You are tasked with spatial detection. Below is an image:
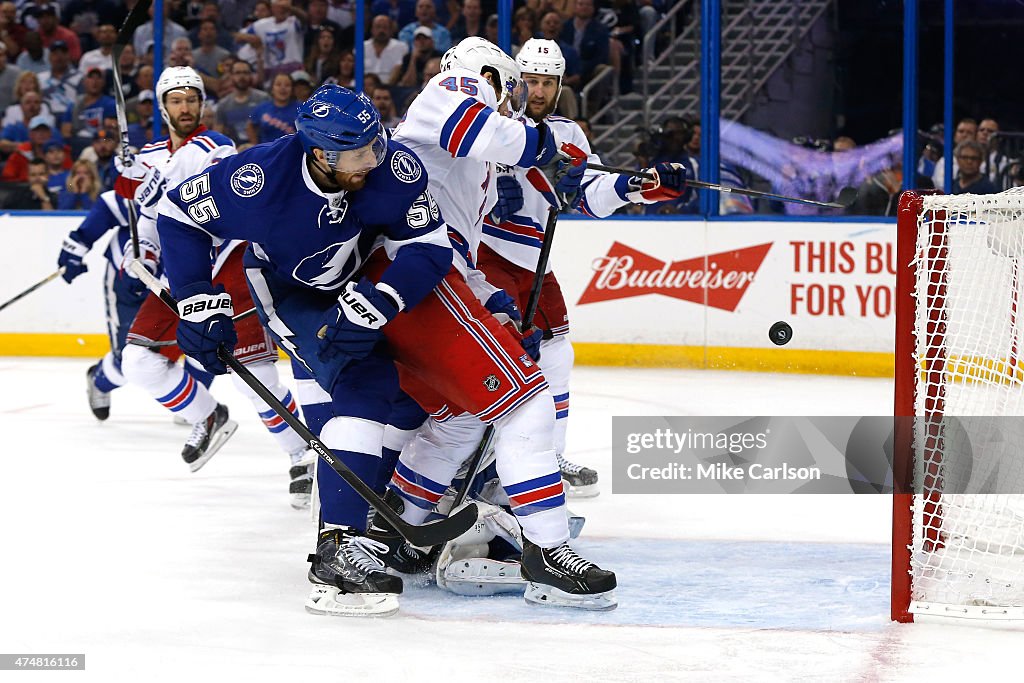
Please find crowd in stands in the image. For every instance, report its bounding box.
[0,0,663,210]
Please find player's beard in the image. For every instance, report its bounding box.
[334,170,369,191]
[527,93,557,123]
[307,156,370,192]
[170,110,200,139]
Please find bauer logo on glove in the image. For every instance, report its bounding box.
[180,296,233,318]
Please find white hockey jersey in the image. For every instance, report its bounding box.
[391,68,539,263]
[127,126,242,272]
[481,114,631,273]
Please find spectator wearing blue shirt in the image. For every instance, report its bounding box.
[246,72,297,144]
[42,139,67,194]
[952,140,998,195]
[559,0,609,86]
[398,0,451,53]
[0,92,60,152]
[64,66,116,156]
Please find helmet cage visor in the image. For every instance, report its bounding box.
[503,77,528,119]
[323,126,388,173]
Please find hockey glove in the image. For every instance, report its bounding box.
[484,289,521,326]
[57,236,89,283]
[114,153,164,208]
[317,278,399,363]
[488,175,524,224]
[519,325,543,362]
[120,238,161,294]
[626,162,693,204]
[175,283,237,375]
[554,145,588,210]
[529,121,563,168]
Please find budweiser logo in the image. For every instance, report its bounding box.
[578,241,772,311]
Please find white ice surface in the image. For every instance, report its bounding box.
[1,359,1020,681]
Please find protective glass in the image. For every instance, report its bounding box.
[325,129,388,173]
[502,78,528,119]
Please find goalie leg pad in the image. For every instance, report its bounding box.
[439,557,526,596]
[304,585,400,617]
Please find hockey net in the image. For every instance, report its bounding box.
[892,189,1024,623]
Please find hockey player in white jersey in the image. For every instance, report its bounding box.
[386,37,617,610]
[57,190,216,422]
[115,66,315,504]
[480,38,694,497]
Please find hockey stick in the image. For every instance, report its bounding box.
[449,185,563,511]
[0,267,65,313]
[584,161,859,210]
[129,307,260,348]
[129,264,477,546]
[111,0,152,262]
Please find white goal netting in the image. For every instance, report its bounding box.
[908,188,1024,619]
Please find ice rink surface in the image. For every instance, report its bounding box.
[1,358,1020,681]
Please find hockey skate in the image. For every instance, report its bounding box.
[181,403,237,472]
[86,364,110,421]
[520,540,617,611]
[289,449,316,510]
[305,527,402,617]
[557,453,600,498]
[366,490,438,574]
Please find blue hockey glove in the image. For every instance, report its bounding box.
[529,121,563,167]
[317,278,399,363]
[519,325,543,361]
[489,175,524,224]
[484,288,521,326]
[175,283,237,375]
[554,144,588,210]
[57,236,89,283]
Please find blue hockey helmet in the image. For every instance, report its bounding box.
[295,84,387,172]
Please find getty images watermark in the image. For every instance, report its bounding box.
[612,415,1024,494]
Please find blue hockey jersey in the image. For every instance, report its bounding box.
[155,134,454,311]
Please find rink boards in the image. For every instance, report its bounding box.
[0,213,895,376]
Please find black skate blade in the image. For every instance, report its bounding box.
[393,503,478,547]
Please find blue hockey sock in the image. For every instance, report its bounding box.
[317,450,381,532]
[92,361,120,392]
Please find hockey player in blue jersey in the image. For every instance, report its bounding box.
[156,84,615,616]
[55,190,215,421]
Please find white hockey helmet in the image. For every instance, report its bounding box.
[517,38,566,78]
[516,38,565,108]
[440,37,525,117]
[155,66,205,126]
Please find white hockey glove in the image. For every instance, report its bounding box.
[120,238,160,281]
[115,152,165,208]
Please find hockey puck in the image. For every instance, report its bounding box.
[769,321,793,346]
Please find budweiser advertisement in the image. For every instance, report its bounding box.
[577,241,772,311]
[552,219,897,353]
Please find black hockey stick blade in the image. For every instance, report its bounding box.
[213,346,478,546]
[0,268,64,313]
[115,0,152,47]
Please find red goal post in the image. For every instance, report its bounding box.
[892,189,1024,625]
